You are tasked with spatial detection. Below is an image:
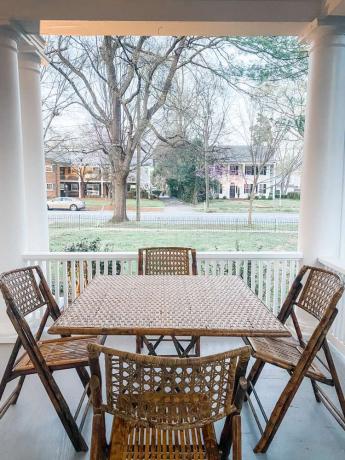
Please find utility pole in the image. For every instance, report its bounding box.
[136,94,141,222]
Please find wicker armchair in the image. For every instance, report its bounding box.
[137,247,200,357]
[245,265,345,453]
[88,343,250,460]
[0,265,105,452]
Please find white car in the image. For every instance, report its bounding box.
[47,197,86,211]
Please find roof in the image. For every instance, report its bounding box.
[216,146,276,164]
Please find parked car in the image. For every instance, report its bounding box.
[47,197,86,211]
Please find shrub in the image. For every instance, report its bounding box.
[287,191,301,200]
[64,237,102,252]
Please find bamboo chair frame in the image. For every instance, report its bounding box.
[244,265,345,453]
[88,343,251,460]
[0,265,105,452]
[137,247,200,357]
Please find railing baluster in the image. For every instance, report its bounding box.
[273,261,279,316]
[79,259,84,293]
[265,262,272,310]
[95,259,100,276]
[54,260,60,305]
[62,260,68,307]
[71,260,76,302]
[258,260,263,300]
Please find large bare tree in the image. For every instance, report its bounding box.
[49,36,221,222]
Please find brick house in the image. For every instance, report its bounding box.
[45,154,153,199]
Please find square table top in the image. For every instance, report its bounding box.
[48,275,290,337]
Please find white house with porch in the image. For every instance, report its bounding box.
[1,1,345,458]
[215,145,276,199]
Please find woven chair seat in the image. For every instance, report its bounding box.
[247,336,327,383]
[14,336,99,373]
[109,417,220,460]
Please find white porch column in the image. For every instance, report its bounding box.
[299,26,345,264]
[0,28,26,271]
[0,28,25,340]
[18,47,49,252]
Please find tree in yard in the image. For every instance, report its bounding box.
[154,140,219,204]
[154,71,230,207]
[49,36,221,222]
[238,99,289,224]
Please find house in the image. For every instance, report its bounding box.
[45,153,154,199]
[213,146,276,199]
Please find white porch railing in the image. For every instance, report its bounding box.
[23,251,302,316]
[319,258,345,353]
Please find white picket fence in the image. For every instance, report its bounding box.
[23,251,302,316]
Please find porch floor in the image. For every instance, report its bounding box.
[0,336,344,460]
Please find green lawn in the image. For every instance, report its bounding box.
[84,198,164,209]
[50,228,298,252]
[195,198,300,213]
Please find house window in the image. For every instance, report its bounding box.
[46,183,54,191]
[259,183,267,194]
[245,165,254,175]
[229,164,239,175]
[244,184,258,194]
[86,184,100,196]
[260,166,267,176]
[71,183,79,191]
[244,184,252,194]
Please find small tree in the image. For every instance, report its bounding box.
[239,100,289,224]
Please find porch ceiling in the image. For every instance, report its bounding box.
[0,0,345,36]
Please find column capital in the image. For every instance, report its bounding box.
[302,17,345,48]
[18,45,41,73]
[0,26,19,52]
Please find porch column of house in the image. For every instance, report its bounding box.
[18,46,49,252]
[298,25,345,335]
[0,27,26,339]
[299,25,345,265]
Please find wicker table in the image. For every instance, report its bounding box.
[48,275,290,339]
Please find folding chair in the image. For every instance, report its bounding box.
[88,343,251,460]
[137,247,200,356]
[245,265,345,452]
[0,265,104,452]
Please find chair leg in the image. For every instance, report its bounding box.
[232,415,242,460]
[9,375,26,405]
[76,367,90,390]
[254,373,304,453]
[0,376,26,419]
[136,335,142,354]
[0,339,23,416]
[323,341,345,418]
[195,337,201,356]
[310,379,321,403]
[36,371,88,452]
[246,358,265,398]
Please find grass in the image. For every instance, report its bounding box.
[195,198,300,213]
[49,228,298,252]
[84,198,164,210]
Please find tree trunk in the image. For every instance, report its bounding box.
[248,191,255,226]
[204,149,210,211]
[79,180,85,199]
[111,175,128,223]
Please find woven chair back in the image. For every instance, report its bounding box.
[0,266,60,348]
[295,266,343,321]
[89,344,250,430]
[138,247,197,275]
